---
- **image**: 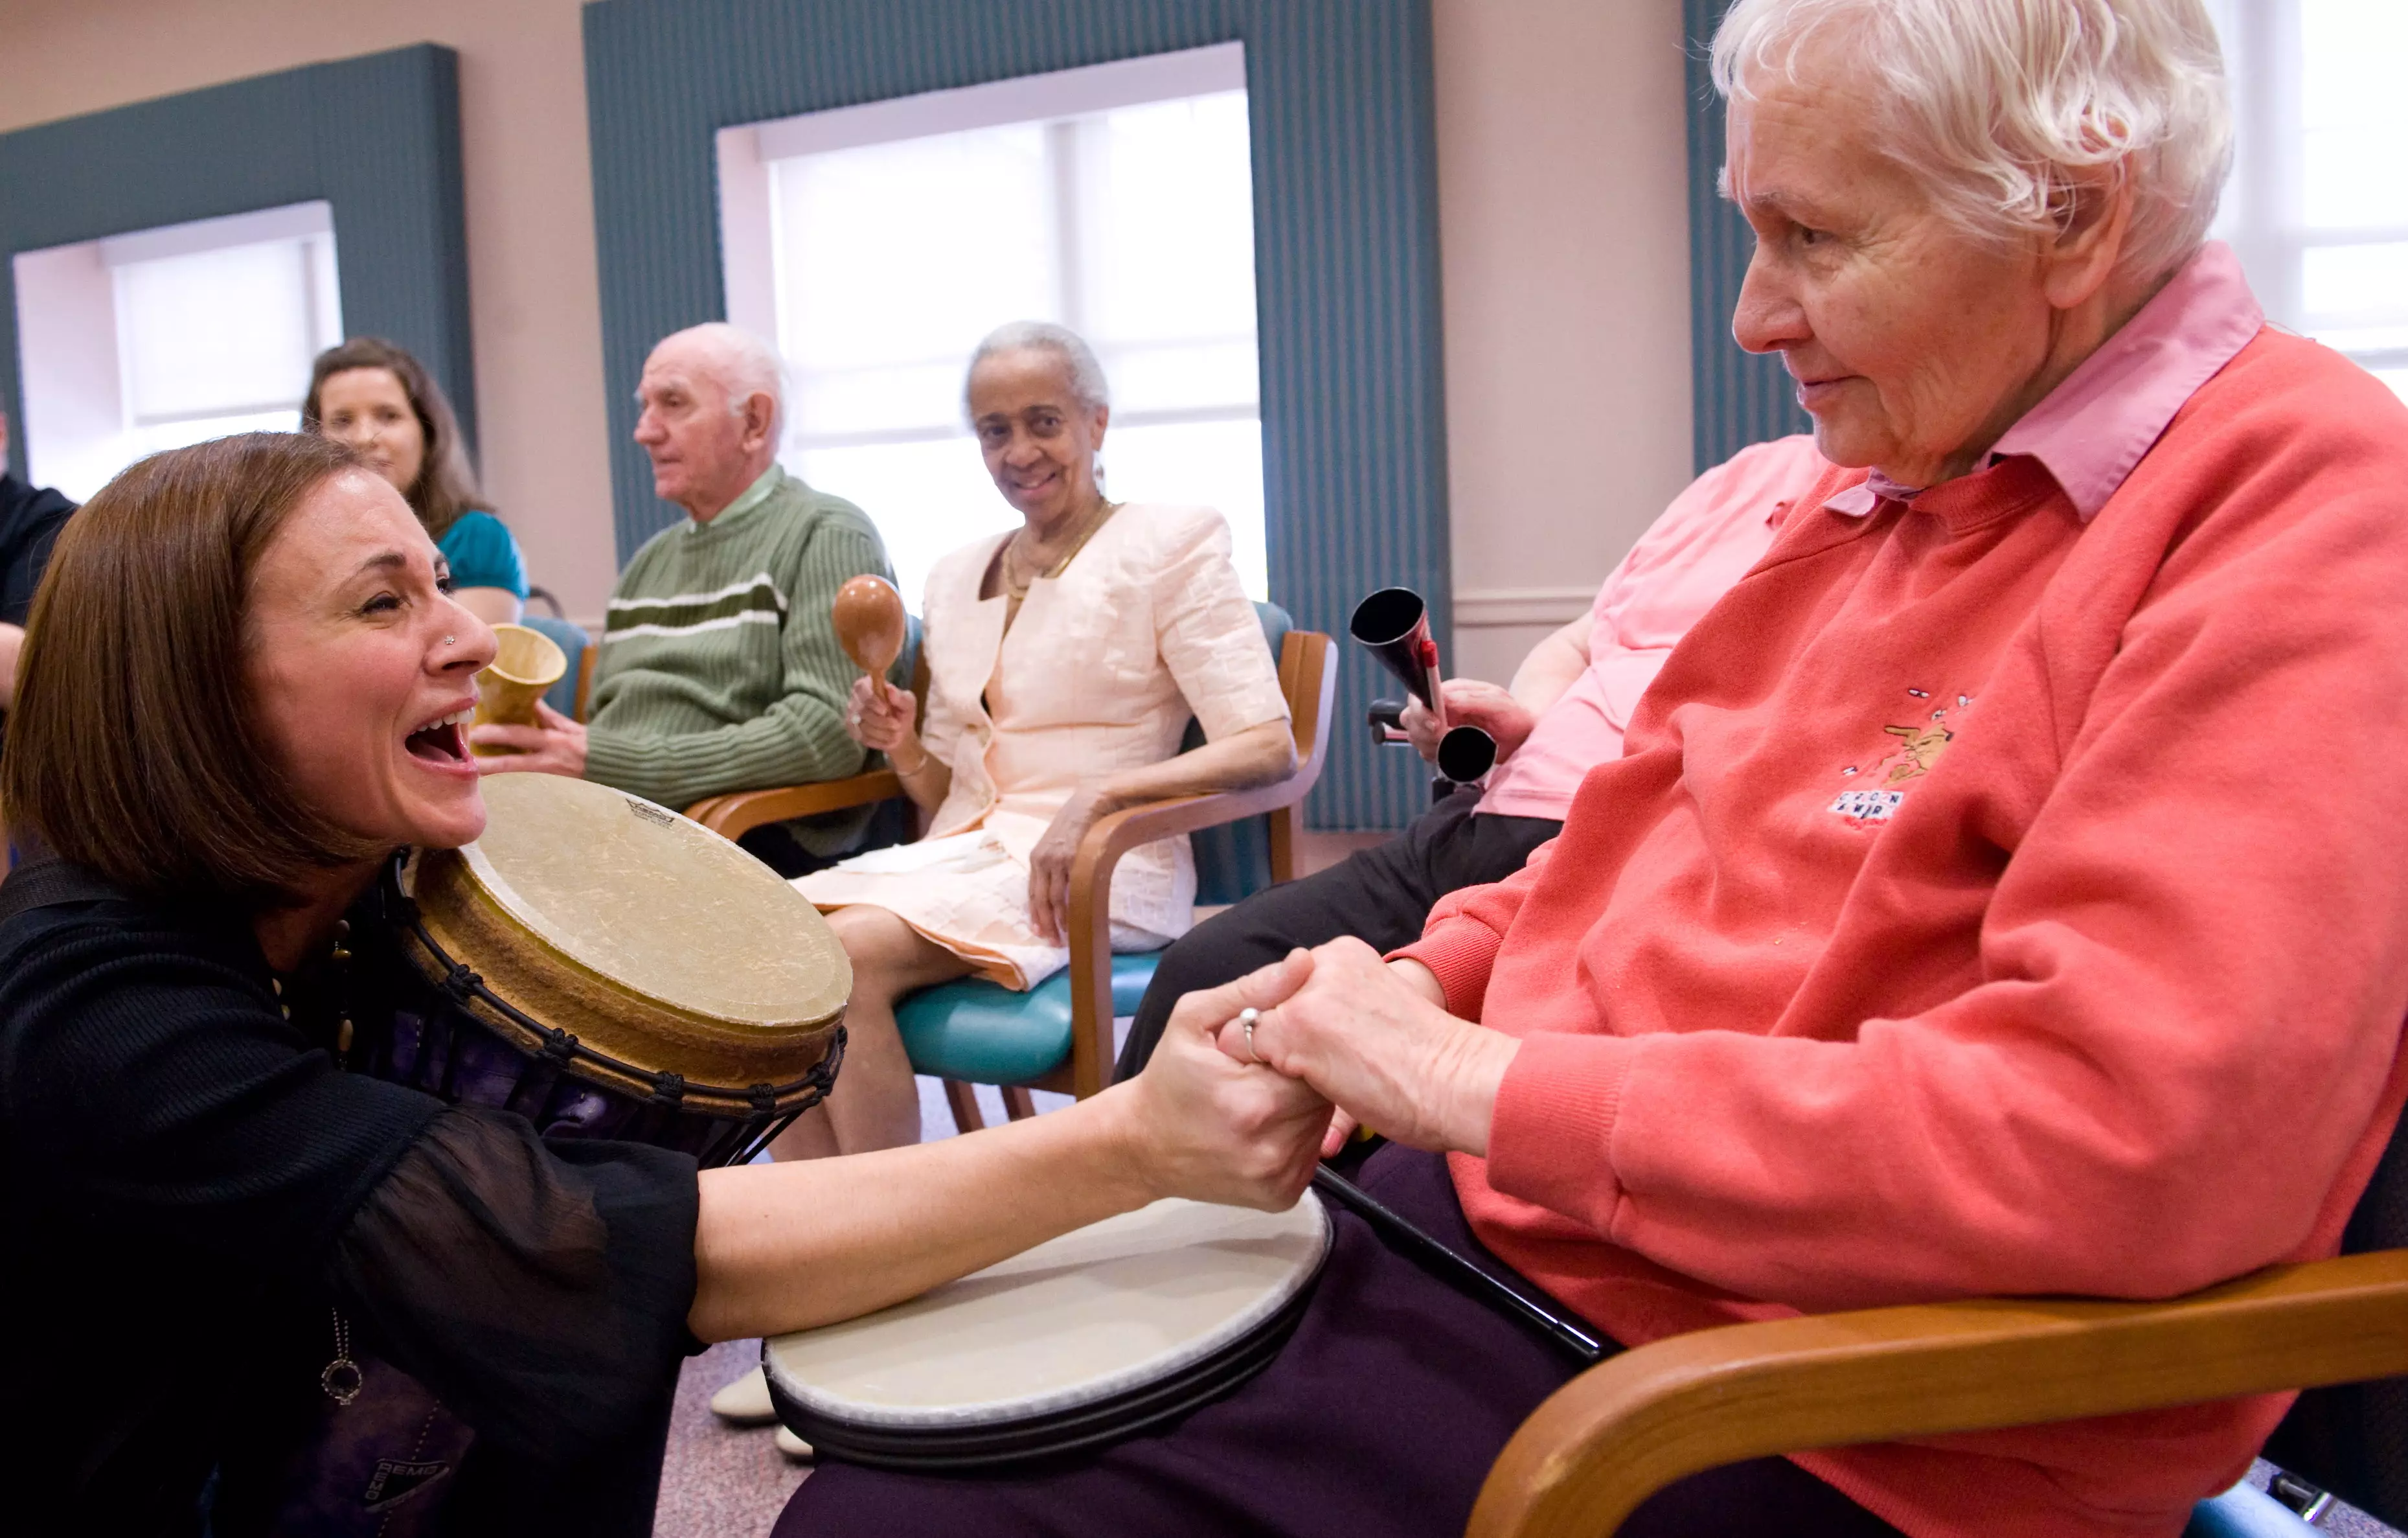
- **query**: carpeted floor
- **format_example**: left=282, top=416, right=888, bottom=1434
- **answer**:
left=651, top=1073, right=1069, bottom=1538
left=653, top=1337, right=808, bottom=1538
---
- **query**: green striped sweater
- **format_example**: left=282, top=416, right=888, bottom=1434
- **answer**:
left=585, top=465, right=893, bottom=813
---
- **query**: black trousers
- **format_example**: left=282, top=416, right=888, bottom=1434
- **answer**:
left=775, top=1146, right=1903, bottom=1538
left=1115, top=788, right=1562, bottom=1079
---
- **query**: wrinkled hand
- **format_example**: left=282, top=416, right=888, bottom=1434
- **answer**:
left=1027, top=785, right=1113, bottom=945
left=1121, top=951, right=1333, bottom=1210
left=1400, top=678, right=1539, bottom=765
left=1213, top=937, right=1514, bottom=1157
left=471, top=701, right=588, bottom=778
left=844, top=674, right=922, bottom=759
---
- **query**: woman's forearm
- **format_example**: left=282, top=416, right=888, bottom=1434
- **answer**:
left=1093, top=719, right=1295, bottom=811
left=689, top=1088, right=1153, bottom=1342
left=890, top=740, right=952, bottom=812
left=1506, top=614, right=1595, bottom=717
left=453, top=587, right=523, bottom=627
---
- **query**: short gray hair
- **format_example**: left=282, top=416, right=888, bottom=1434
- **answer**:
left=1712, top=0, right=2232, bottom=286
left=963, top=320, right=1111, bottom=419
left=661, top=321, right=787, bottom=439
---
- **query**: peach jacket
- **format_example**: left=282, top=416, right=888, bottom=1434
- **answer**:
left=915, top=503, right=1291, bottom=942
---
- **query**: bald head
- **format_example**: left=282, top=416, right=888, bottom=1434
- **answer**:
left=633, top=324, right=787, bottom=522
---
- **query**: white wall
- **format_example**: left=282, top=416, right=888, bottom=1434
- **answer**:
left=0, top=0, right=1697, bottom=659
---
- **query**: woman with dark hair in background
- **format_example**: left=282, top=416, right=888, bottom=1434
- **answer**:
left=304, top=337, right=527, bottom=626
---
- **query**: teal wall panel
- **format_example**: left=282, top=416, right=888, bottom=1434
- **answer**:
left=0, top=46, right=477, bottom=462
left=1683, top=0, right=1810, bottom=472
left=584, top=0, right=1447, bottom=829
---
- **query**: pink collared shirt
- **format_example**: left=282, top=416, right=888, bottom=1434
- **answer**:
left=1477, top=434, right=1831, bottom=820
left=1826, top=241, right=2266, bottom=521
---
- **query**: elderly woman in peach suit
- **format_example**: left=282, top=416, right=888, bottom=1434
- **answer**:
left=777, top=321, right=1296, bottom=1161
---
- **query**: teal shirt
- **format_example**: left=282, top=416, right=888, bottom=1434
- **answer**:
left=437, top=510, right=527, bottom=599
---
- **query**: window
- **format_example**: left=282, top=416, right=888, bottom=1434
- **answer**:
left=720, top=45, right=1265, bottom=606
left=2210, top=0, right=2408, bottom=402
left=12, top=201, right=342, bottom=501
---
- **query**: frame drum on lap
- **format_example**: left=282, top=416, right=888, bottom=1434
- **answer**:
left=386, top=773, right=852, bottom=1165
left=765, top=1193, right=1332, bottom=1467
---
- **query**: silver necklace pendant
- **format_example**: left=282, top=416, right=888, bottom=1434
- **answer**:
left=321, top=1357, right=364, bottom=1406
left=322, top=1307, right=363, bottom=1405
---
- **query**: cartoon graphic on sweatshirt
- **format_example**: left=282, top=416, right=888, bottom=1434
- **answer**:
left=1830, top=691, right=1969, bottom=823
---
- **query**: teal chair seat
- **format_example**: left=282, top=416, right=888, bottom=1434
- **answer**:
left=889, top=601, right=1334, bottom=1125
left=897, top=953, right=1163, bottom=1085
left=2183, top=1482, right=2325, bottom=1537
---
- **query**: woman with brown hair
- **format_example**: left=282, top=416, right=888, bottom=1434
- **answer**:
left=302, top=337, right=527, bottom=625
left=0, top=432, right=1328, bottom=1536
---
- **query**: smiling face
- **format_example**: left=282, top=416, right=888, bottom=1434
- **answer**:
left=1725, top=65, right=2061, bottom=488
left=315, top=367, right=428, bottom=502
left=968, top=348, right=1109, bottom=525
left=243, top=468, right=496, bottom=859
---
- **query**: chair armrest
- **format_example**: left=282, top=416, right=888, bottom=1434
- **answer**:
left=685, top=772, right=906, bottom=841
left=1052, top=636, right=1338, bottom=1097
left=1468, top=1247, right=2408, bottom=1538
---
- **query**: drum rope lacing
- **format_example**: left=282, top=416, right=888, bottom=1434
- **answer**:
left=381, top=855, right=847, bottom=1119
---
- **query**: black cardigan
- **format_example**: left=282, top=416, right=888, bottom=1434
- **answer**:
left=0, top=882, right=701, bottom=1537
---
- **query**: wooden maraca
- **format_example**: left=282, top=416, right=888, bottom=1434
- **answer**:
left=832, top=573, right=907, bottom=678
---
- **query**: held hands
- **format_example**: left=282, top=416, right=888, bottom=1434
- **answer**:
left=1119, top=956, right=1334, bottom=1211
left=471, top=701, right=589, bottom=777
left=1210, top=938, right=1514, bottom=1159
left=844, top=674, right=922, bottom=761
left=1400, top=679, right=1539, bottom=766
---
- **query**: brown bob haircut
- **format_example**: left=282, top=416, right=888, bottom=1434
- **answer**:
left=3, top=433, right=389, bottom=908
left=300, top=336, right=487, bottom=541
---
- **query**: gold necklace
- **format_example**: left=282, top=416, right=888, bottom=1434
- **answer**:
left=1002, top=500, right=1117, bottom=599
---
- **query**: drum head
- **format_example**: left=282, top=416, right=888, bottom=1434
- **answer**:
left=405, top=775, right=850, bottom=1108
left=765, top=1193, right=1330, bottom=1469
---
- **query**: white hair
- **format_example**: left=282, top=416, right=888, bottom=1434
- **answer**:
left=963, top=320, right=1111, bottom=419
left=659, top=321, right=787, bottom=439
left=1711, top=0, right=2233, bottom=285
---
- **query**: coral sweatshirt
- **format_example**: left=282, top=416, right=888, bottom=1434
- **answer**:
left=1400, top=252, right=2408, bottom=1538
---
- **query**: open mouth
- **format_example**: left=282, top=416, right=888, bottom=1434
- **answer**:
left=405, top=707, right=475, bottom=766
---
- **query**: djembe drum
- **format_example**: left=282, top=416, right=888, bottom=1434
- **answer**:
left=374, top=773, right=850, bottom=1167
left=765, top=1193, right=1332, bottom=1467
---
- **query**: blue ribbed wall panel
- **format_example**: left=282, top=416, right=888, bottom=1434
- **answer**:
left=0, top=46, right=478, bottom=463
left=1683, top=0, right=1810, bottom=473
left=584, top=0, right=1447, bottom=829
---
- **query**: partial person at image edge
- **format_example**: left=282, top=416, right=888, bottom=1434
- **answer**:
left=0, top=406, right=77, bottom=757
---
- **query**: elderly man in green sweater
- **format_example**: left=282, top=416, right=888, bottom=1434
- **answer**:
left=473, top=323, right=894, bottom=871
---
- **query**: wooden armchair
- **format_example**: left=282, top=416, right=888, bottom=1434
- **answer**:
left=688, top=611, right=1339, bottom=1125
left=1470, top=1108, right=2408, bottom=1538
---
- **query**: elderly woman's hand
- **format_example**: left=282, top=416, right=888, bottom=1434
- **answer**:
left=1401, top=679, right=1539, bottom=766
left=845, top=674, right=922, bottom=758
left=1120, top=952, right=1333, bottom=1211
left=471, top=701, right=587, bottom=778
left=1027, top=785, right=1118, bottom=945
left=1214, top=937, right=1517, bottom=1157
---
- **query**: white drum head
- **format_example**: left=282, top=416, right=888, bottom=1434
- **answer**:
left=766, top=1193, right=1330, bottom=1463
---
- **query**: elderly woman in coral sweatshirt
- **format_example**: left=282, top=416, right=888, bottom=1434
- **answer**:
left=779, top=3, right=2408, bottom=1537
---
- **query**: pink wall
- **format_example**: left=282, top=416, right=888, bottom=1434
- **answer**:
left=0, top=0, right=1694, bottom=650
left=1433, top=0, right=1696, bottom=685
